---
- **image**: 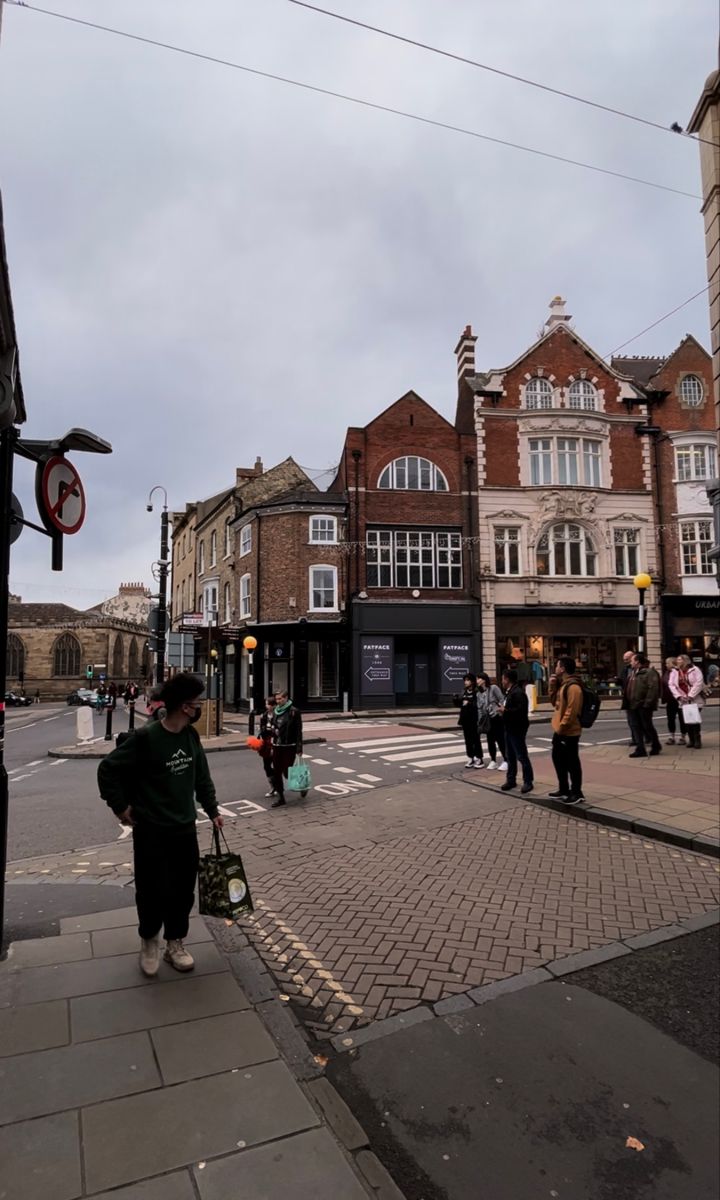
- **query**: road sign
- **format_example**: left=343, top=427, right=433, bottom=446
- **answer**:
left=182, top=612, right=204, bottom=627
left=221, top=627, right=243, bottom=640
left=38, top=456, right=86, bottom=535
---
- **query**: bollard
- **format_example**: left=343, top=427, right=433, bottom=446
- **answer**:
left=104, top=704, right=113, bottom=742
left=128, top=701, right=135, bottom=732
left=248, top=708, right=255, bottom=736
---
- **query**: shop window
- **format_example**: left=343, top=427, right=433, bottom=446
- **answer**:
left=679, top=375, right=704, bottom=406
left=378, top=456, right=449, bottom=491
left=525, top=378, right=552, bottom=410
left=675, top=443, right=717, bottom=482
left=7, top=633, right=25, bottom=679
left=53, top=633, right=81, bottom=677
left=240, top=573, right=251, bottom=618
left=366, top=530, right=462, bottom=589
left=309, top=515, right=338, bottom=544
left=239, top=525, right=252, bottom=557
left=308, top=641, right=339, bottom=698
left=309, top=566, right=338, bottom=611
left=537, top=523, right=596, bottom=577
left=613, top=527, right=639, bottom=576
left=680, top=521, right=715, bottom=575
left=568, top=380, right=597, bottom=410
left=494, top=527, right=520, bottom=575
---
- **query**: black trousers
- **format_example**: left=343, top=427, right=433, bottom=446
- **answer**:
left=486, top=715, right=506, bottom=762
left=505, top=729, right=533, bottom=786
left=665, top=697, right=685, bottom=736
left=628, top=709, right=661, bottom=754
left=133, top=823, right=199, bottom=941
left=271, top=746, right=297, bottom=798
left=461, top=721, right=482, bottom=760
left=551, top=733, right=582, bottom=795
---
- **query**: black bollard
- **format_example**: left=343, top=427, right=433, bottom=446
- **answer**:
left=104, top=704, right=113, bottom=742
left=128, top=701, right=135, bottom=732
left=248, top=707, right=255, bottom=737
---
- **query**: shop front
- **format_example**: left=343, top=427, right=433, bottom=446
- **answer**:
left=230, top=622, right=349, bottom=713
left=495, top=607, right=638, bottom=696
left=662, top=594, right=720, bottom=679
left=351, top=601, right=482, bottom=707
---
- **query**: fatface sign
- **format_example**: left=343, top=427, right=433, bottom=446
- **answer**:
left=360, top=637, right=394, bottom=695
left=439, top=638, right=472, bottom=694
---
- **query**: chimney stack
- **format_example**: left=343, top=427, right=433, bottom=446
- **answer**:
left=545, top=296, right=572, bottom=331
left=454, top=325, right=477, bottom=385
left=254, top=456, right=263, bottom=475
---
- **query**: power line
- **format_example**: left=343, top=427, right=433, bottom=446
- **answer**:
left=3, top=2, right=701, bottom=200
left=606, top=283, right=713, bottom=356
left=287, top=0, right=720, bottom=151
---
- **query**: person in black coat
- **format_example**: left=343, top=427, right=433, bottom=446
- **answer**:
left=270, top=690, right=304, bottom=808
left=499, top=668, right=534, bottom=794
left=458, top=673, right=483, bottom=768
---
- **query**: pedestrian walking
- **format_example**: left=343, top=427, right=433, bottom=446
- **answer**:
left=269, top=689, right=304, bottom=808
left=97, top=673, right=222, bottom=978
left=669, top=654, right=706, bottom=749
left=499, top=668, right=533, bottom=794
left=458, top=673, right=483, bottom=768
left=626, top=653, right=661, bottom=757
left=549, top=656, right=585, bottom=804
left=661, top=657, right=685, bottom=745
left=619, top=650, right=636, bottom=746
left=258, top=696, right=277, bottom=796
left=476, top=673, right=507, bottom=772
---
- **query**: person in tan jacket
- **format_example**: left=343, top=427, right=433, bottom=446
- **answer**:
left=549, top=656, right=584, bottom=804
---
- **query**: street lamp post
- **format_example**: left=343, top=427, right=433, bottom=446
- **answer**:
left=633, top=572, right=652, bottom=654
left=147, top=487, right=169, bottom=685
left=243, top=635, right=257, bottom=735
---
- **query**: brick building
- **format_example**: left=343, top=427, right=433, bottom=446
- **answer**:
left=170, top=503, right=198, bottom=628
left=8, top=598, right=149, bottom=700
left=457, top=299, right=661, bottom=691
left=614, top=336, right=719, bottom=667
left=329, top=391, right=480, bottom=707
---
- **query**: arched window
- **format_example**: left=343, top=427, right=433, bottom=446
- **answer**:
left=680, top=375, right=704, bottom=406
left=568, top=380, right=597, bottom=410
left=7, top=634, right=25, bottom=680
left=112, top=635, right=124, bottom=678
left=53, top=633, right=81, bottom=677
left=128, top=637, right=139, bottom=679
left=537, top=523, right=597, bottom=577
left=378, top=456, right=449, bottom=491
left=525, top=378, right=553, bottom=410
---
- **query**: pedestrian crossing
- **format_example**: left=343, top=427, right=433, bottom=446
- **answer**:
left=338, top=731, right=470, bottom=771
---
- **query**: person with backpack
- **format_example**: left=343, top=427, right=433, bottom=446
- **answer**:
left=549, top=656, right=585, bottom=804
left=626, top=652, right=661, bottom=757
left=97, top=673, right=222, bottom=977
left=458, top=673, right=483, bottom=768
left=476, top=673, right=507, bottom=772
left=498, top=668, right=534, bottom=794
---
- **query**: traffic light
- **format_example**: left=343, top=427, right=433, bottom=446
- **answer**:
left=86, top=664, right=93, bottom=680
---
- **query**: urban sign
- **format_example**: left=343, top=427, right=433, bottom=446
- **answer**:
left=37, top=456, right=86, bottom=535
left=439, top=638, right=472, bottom=694
left=182, top=612, right=204, bottom=627
left=360, top=637, right=394, bottom=695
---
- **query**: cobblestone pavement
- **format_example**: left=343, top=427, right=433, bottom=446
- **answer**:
left=7, top=779, right=719, bottom=1038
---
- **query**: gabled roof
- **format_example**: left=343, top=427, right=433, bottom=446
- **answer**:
left=612, top=334, right=711, bottom=389
left=9, top=602, right=84, bottom=624
left=469, top=322, right=644, bottom=397
left=195, top=487, right=233, bottom=527
left=363, top=390, right=457, bottom=433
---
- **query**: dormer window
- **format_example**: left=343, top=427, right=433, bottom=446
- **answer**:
left=378, top=456, right=449, bottom=491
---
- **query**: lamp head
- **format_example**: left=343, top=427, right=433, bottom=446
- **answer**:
left=146, top=503, right=153, bottom=513
left=633, top=572, right=652, bottom=591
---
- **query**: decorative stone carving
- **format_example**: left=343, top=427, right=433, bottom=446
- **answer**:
left=538, top=490, right=597, bottom=520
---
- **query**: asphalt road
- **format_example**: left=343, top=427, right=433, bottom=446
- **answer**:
left=4, top=707, right=719, bottom=862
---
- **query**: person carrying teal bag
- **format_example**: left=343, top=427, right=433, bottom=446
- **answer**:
left=288, top=755, right=312, bottom=792
left=269, top=690, right=307, bottom=808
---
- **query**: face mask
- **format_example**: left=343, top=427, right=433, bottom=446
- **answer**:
left=187, top=705, right=202, bottom=724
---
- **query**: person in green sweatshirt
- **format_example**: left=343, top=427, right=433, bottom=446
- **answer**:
left=97, top=672, right=223, bottom=977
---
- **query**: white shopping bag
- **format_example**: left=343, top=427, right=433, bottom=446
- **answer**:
left=682, top=702, right=701, bottom=725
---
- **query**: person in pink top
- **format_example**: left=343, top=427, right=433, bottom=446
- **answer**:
left=668, top=655, right=705, bottom=749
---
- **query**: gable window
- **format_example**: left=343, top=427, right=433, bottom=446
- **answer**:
left=223, top=582, right=232, bottom=624
left=310, top=515, right=338, bottom=543
left=494, top=527, right=520, bottom=575
left=239, top=524, right=252, bottom=557
left=529, top=438, right=553, bottom=485
left=680, top=520, right=714, bottom=575
left=225, top=521, right=233, bottom=558
left=366, top=530, right=462, bottom=589
left=309, top=565, right=338, bottom=611
left=378, top=456, right=449, bottom=491
left=7, top=633, right=25, bottom=680
left=614, top=528, right=639, bottom=576
left=525, top=378, right=553, bottom=410
left=53, top=633, right=81, bottom=677
left=537, top=523, right=596, bottom=577
left=210, top=531, right=217, bottom=568
left=568, top=380, right=597, bottom=410
left=676, top=443, right=717, bottom=482
left=240, top=574, right=251, bottom=618
left=680, top=375, right=704, bottom=407
left=198, top=540, right=205, bottom=575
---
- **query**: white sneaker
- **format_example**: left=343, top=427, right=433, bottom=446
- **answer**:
left=498, top=761, right=508, bottom=772
left=472, top=758, right=484, bottom=768
left=486, top=761, right=498, bottom=771
left=265, top=788, right=277, bottom=798
left=164, top=939, right=195, bottom=972
left=139, top=935, right=161, bottom=978
left=465, top=759, right=475, bottom=768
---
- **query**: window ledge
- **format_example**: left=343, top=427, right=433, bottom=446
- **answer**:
left=308, top=608, right=339, bottom=614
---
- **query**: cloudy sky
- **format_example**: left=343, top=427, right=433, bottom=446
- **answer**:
left=1, top=0, right=716, bottom=607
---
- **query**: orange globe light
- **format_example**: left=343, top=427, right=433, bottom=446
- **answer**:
left=246, top=735, right=263, bottom=750
left=243, top=635, right=258, bottom=651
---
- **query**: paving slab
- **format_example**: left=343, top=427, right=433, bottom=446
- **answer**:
left=90, top=916, right=212, bottom=959
left=0, top=997, right=69, bottom=1058
left=151, top=1010, right=277, bottom=1085
left=193, top=1127, right=369, bottom=1200
left=86, top=1172, right=196, bottom=1200
left=0, top=1109, right=81, bottom=1200
left=4, top=941, right=227, bottom=1007
left=0, top=1030, right=159, bottom=1125
left=72, top=973, right=250, bottom=1042
left=7, top=931, right=92, bottom=967
left=60, top=906, right=137, bottom=934
left=82, top=1061, right=319, bottom=1193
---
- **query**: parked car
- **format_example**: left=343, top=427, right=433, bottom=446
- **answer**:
left=66, top=688, right=96, bottom=706
left=4, top=691, right=33, bottom=707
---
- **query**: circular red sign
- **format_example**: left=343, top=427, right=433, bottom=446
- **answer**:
left=40, top=456, right=86, bottom=535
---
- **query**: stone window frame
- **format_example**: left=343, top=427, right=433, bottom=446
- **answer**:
left=677, top=373, right=705, bottom=408
left=7, top=633, right=25, bottom=679
left=308, top=564, right=339, bottom=612
left=536, top=521, right=598, bottom=578
left=53, top=632, right=82, bottom=677
left=239, top=573, right=251, bottom=619
left=239, top=524, right=252, bottom=558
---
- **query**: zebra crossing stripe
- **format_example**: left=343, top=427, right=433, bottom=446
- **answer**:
left=337, top=732, right=456, bottom=749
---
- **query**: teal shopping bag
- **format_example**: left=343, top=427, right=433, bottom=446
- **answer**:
left=287, top=755, right=312, bottom=792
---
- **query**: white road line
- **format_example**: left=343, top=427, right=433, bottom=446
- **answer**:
left=49, top=758, right=68, bottom=766
left=356, top=773, right=382, bottom=782
left=379, top=742, right=463, bottom=762
left=333, top=767, right=356, bottom=775
left=408, top=753, right=468, bottom=768
left=590, top=737, right=637, bottom=746
left=25, top=760, right=44, bottom=768
left=534, top=737, right=554, bottom=743
left=338, top=732, right=457, bottom=749
left=308, top=758, right=331, bottom=765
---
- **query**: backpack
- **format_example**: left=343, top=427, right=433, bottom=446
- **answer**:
left=578, top=682, right=601, bottom=728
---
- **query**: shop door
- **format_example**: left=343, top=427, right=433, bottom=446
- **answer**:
left=394, top=649, right=432, bottom=705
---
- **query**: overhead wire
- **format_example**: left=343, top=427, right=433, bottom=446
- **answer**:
left=286, top=0, right=720, bottom=151
left=606, top=283, right=714, bottom=356
left=2, top=2, right=701, bottom=200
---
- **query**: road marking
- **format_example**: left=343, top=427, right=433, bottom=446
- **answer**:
left=314, top=778, right=376, bottom=795
left=308, top=757, right=331, bottom=765
left=333, top=767, right=356, bottom=775
left=339, top=732, right=455, bottom=749
left=356, top=773, right=382, bottom=782
left=25, top=760, right=44, bottom=768
left=408, top=753, right=469, bottom=768
left=380, top=741, right=461, bottom=762
left=49, top=758, right=68, bottom=766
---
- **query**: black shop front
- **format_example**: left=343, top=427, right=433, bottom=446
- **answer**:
left=662, top=594, right=720, bottom=677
